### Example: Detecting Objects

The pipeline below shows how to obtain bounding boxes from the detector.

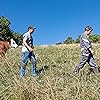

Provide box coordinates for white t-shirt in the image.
[22,32,33,52]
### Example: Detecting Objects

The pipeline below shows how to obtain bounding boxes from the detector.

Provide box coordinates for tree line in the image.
[0,16,100,45]
[61,34,100,44]
[56,34,100,45]
[0,16,22,45]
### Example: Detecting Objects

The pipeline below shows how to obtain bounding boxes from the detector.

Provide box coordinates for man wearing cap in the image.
[20,26,37,77]
[74,26,99,74]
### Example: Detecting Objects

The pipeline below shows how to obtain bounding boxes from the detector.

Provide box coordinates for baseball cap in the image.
[28,26,36,30]
[85,26,93,31]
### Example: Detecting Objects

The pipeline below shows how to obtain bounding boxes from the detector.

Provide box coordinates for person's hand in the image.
[28,47,33,52]
[89,48,94,55]
[91,50,94,55]
[91,49,94,55]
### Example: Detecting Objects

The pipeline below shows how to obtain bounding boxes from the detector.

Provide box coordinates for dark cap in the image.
[28,26,36,30]
[85,26,93,31]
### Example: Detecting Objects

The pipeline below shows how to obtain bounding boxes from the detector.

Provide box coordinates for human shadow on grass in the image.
[36,65,49,75]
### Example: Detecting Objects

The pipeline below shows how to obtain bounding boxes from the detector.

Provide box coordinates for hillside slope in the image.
[0,44,100,100]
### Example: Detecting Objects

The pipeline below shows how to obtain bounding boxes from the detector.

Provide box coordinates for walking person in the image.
[20,26,37,77]
[74,26,99,74]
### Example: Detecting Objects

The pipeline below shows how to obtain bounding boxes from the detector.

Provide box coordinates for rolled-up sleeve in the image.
[23,33,29,39]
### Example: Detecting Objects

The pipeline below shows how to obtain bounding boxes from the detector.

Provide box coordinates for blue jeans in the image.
[20,51,37,77]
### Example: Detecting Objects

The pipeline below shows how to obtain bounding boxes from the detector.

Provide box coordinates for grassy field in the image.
[0,44,100,100]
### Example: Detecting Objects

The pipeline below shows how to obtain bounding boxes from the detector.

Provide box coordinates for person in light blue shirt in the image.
[74,26,99,74]
[20,26,37,77]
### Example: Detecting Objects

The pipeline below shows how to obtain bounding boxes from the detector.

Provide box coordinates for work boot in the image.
[93,67,99,74]
[73,66,80,74]
[19,66,26,77]
[98,66,100,73]
[87,67,99,75]
[31,66,37,76]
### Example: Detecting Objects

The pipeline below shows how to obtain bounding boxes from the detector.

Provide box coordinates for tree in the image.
[56,42,62,45]
[0,16,13,40]
[63,36,74,44]
[89,34,100,43]
[13,32,23,45]
[0,16,23,45]
[75,34,100,43]
[75,35,80,43]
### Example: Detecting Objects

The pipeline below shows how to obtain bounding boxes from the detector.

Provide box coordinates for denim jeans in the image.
[20,51,37,77]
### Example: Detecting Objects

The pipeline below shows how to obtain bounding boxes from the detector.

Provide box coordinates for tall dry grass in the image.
[0,44,100,100]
